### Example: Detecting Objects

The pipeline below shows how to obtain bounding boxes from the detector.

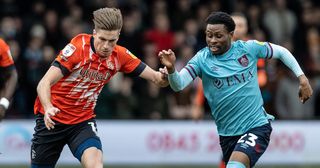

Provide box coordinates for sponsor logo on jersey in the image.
[238,55,249,67]
[80,68,111,81]
[213,78,224,89]
[213,68,254,88]
[61,43,76,61]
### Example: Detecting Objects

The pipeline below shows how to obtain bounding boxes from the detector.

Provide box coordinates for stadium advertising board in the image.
[0,120,319,165]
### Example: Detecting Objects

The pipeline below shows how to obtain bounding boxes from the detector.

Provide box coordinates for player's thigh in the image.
[31,114,67,166]
[67,118,102,162]
[233,122,272,167]
[219,135,240,164]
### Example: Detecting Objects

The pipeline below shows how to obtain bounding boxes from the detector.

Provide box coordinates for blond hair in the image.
[93,7,123,30]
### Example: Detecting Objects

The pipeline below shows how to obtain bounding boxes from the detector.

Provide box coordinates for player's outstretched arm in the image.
[0,68,18,121]
[158,49,194,92]
[271,43,313,103]
[37,66,63,130]
[139,65,169,87]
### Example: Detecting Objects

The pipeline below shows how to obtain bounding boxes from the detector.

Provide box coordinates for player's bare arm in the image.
[37,66,63,130]
[139,65,169,87]
[0,68,18,120]
[298,74,313,103]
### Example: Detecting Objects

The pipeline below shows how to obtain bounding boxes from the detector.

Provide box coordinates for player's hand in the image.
[44,107,60,130]
[298,75,313,103]
[157,67,169,87]
[0,106,5,121]
[159,67,168,78]
[158,49,176,73]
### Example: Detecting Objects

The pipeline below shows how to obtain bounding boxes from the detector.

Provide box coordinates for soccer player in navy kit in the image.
[159,12,313,168]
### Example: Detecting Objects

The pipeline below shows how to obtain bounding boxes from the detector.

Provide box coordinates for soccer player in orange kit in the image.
[31,7,168,168]
[0,38,18,121]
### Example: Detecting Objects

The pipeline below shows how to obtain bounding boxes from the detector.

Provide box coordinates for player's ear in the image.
[229,31,234,38]
[93,29,97,35]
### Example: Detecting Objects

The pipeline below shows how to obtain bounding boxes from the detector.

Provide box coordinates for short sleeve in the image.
[54,36,83,73]
[117,47,143,74]
[245,40,274,59]
[0,39,14,68]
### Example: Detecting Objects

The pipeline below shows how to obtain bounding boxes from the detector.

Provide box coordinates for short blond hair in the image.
[93,7,123,30]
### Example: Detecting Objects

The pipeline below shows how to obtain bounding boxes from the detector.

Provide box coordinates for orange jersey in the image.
[34,34,145,124]
[0,38,14,68]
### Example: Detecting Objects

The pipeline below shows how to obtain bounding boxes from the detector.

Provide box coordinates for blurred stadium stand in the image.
[0,0,319,120]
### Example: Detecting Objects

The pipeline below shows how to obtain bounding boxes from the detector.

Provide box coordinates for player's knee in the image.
[81,147,103,168]
[226,161,246,168]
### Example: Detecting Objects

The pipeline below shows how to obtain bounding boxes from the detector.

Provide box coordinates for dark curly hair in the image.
[205,12,235,32]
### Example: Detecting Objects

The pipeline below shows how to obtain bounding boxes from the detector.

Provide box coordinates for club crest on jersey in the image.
[61,43,76,61]
[237,55,249,67]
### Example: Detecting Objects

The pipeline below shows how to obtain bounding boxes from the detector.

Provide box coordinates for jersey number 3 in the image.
[237,133,258,146]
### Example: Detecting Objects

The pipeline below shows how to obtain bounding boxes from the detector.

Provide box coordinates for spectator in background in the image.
[30,7,168,168]
[144,12,174,53]
[137,42,170,119]
[159,11,312,168]
[0,38,18,120]
[168,45,195,119]
[263,0,297,44]
[276,65,314,119]
[118,8,144,57]
[171,0,193,30]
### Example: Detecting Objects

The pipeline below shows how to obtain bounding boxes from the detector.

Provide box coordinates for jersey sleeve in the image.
[0,39,14,68]
[54,35,83,75]
[185,51,201,79]
[245,40,274,60]
[117,47,145,75]
[167,51,201,91]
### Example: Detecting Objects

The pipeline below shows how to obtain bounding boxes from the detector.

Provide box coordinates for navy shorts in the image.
[219,122,272,168]
[31,114,102,166]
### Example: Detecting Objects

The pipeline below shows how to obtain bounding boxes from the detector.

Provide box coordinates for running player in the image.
[192,13,267,121]
[31,7,168,168]
[0,38,18,121]
[159,12,312,168]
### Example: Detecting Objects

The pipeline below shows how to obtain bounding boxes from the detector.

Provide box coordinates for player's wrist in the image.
[167,66,175,74]
[0,97,10,110]
[298,74,309,86]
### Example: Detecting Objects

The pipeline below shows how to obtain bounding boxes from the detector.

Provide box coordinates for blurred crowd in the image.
[1,0,320,120]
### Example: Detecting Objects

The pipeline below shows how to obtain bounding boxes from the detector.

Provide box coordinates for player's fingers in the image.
[44,119,52,130]
[44,114,55,130]
[47,118,55,129]
[158,51,164,57]
[163,50,170,55]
